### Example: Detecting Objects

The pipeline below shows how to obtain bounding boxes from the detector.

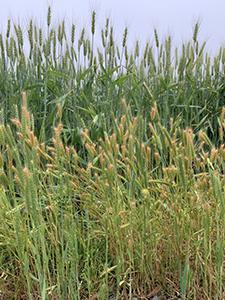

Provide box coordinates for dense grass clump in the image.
[0,7,225,300]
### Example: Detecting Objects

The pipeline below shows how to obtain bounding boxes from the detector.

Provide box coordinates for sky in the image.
[0,0,225,54]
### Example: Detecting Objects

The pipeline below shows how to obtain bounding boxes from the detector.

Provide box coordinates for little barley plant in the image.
[0,6,225,300]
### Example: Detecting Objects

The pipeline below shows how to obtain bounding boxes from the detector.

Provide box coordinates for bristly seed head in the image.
[47,6,52,28]
[91,11,96,36]
[122,27,128,48]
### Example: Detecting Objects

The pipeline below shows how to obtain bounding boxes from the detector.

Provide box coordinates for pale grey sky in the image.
[1,0,225,53]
